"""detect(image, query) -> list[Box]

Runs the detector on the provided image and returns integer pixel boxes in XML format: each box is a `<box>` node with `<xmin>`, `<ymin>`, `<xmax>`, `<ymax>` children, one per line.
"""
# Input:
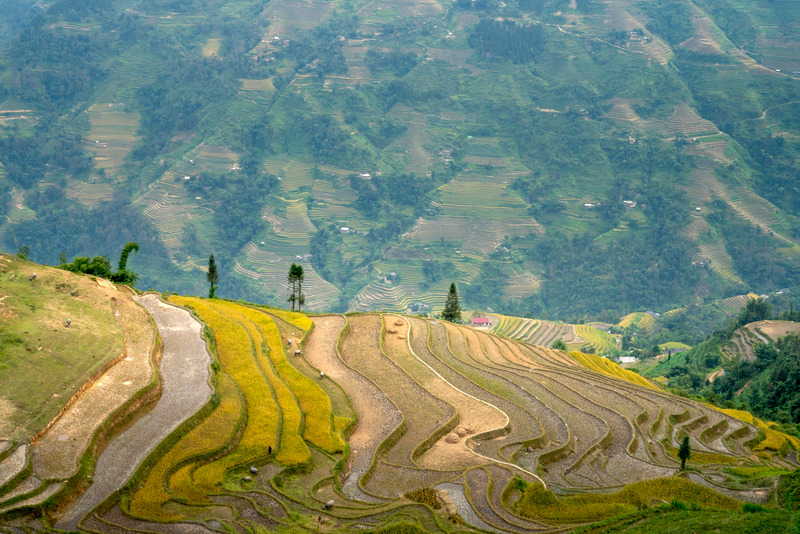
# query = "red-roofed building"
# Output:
<box><xmin>471</xmin><ymin>317</ymin><xmax>492</xmax><ymax>328</ymax></box>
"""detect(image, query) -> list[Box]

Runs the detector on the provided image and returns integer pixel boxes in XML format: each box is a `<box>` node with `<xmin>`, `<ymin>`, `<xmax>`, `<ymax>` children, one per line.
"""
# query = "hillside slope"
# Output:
<box><xmin>1</xmin><ymin>0</ymin><xmax>799</xmax><ymax>317</ymax></box>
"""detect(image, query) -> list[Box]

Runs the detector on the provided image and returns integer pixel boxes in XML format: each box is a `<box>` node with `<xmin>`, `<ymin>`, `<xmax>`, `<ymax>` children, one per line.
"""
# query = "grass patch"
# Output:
<box><xmin>507</xmin><ymin>476</ymin><xmax>740</xmax><ymax>523</ymax></box>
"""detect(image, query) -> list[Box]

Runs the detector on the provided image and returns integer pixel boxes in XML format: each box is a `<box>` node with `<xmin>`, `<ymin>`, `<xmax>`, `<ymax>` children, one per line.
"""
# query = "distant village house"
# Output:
<box><xmin>471</xmin><ymin>317</ymin><xmax>492</xmax><ymax>328</ymax></box>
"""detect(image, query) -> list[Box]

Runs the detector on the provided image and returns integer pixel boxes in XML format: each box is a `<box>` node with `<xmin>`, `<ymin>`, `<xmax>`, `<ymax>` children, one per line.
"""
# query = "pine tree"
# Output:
<box><xmin>207</xmin><ymin>254</ymin><xmax>218</xmax><ymax>298</ymax></box>
<box><xmin>678</xmin><ymin>436</ymin><xmax>691</xmax><ymax>470</ymax></box>
<box><xmin>441</xmin><ymin>282</ymin><xmax>462</xmax><ymax>323</ymax></box>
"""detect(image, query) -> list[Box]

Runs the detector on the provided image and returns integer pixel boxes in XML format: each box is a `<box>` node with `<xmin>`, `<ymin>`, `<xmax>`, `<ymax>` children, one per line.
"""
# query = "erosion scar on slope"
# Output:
<box><xmin>55</xmin><ymin>294</ymin><xmax>213</xmax><ymax>530</ymax></box>
<box><xmin>306</xmin><ymin>315</ymin><xmax>401</xmax><ymax>503</ymax></box>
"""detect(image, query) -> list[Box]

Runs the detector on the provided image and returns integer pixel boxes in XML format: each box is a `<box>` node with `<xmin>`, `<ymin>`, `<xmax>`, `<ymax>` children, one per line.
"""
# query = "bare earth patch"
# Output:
<box><xmin>0</xmin><ymin>398</ymin><xmax>16</xmax><ymax>437</ymax></box>
<box><xmin>752</xmin><ymin>320</ymin><xmax>800</xmax><ymax>340</ymax></box>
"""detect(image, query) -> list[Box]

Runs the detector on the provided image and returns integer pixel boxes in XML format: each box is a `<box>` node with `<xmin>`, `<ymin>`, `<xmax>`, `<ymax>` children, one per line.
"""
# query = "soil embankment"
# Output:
<box><xmin>55</xmin><ymin>294</ymin><xmax>212</xmax><ymax>530</ymax></box>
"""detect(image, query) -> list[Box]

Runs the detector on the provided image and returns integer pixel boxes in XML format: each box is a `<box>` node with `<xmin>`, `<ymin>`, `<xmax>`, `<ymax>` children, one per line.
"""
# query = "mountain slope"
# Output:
<box><xmin>0</xmin><ymin>0</ymin><xmax>799</xmax><ymax>318</ymax></box>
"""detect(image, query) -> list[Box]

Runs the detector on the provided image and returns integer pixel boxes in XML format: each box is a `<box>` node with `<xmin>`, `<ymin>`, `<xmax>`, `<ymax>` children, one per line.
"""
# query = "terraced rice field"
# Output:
<box><xmin>234</xmin><ymin>242</ymin><xmax>341</xmax><ymax>311</ymax></box>
<box><xmin>406</xmin><ymin>216</ymin><xmax>541</xmax><ymax>257</ymax></box>
<box><xmin>503</xmin><ymin>271</ymin><xmax>541</xmax><ymax>299</ymax></box>
<box><xmin>433</xmin><ymin>180</ymin><xmax>530</xmax><ymax>219</ymax></box>
<box><xmin>723</xmin><ymin>320</ymin><xmax>800</xmax><ymax>361</ymax></box>
<box><xmin>84</xmin><ymin>104</ymin><xmax>140</xmax><ymax>175</ymax></box>
<box><xmin>618</xmin><ymin>312</ymin><xmax>657</xmax><ymax>334</ymax></box>
<box><xmin>65</xmin><ymin>179</ymin><xmax>115</xmax><ymax>208</ymax></box>
<box><xmin>133</xmin><ymin>172</ymin><xmax>216</xmax><ymax>269</ymax></box>
<box><xmin>183</xmin><ymin>142</ymin><xmax>240</xmax><ymax>173</ymax></box>
<box><xmin>8</xmin><ymin>295</ymin><xmax>792</xmax><ymax>531</ymax></box>
<box><xmin>489</xmin><ymin>314</ymin><xmax>617</xmax><ymax>352</ymax></box>
<box><xmin>642</xmin><ymin>103</ymin><xmax>719</xmax><ymax>137</ymax></box>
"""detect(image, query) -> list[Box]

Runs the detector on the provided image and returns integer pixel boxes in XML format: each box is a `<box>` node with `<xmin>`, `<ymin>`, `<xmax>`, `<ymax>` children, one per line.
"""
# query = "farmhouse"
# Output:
<box><xmin>471</xmin><ymin>317</ymin><xmax>492</xmax><ymax>328</ymax></box>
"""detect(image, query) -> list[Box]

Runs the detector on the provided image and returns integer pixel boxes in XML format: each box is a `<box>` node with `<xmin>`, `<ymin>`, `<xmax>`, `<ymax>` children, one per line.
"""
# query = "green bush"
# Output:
<box><xmin>670</xmin><ymin>499</ymin><xmax>687</xmax><ymax>510</ymax></box>
<box><xmin>743</xmin><ymin>503</ymin><xmax>766</xmax><ymax>513</ymax></box>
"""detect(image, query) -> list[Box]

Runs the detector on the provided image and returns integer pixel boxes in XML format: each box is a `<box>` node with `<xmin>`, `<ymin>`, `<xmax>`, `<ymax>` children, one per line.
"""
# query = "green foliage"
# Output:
<box><xmin>469</xmin><ymin>19</ymin><xmax>546</xmax><ymax>63</ymax></box>
<box><xmin>779</xmin><ymin>469</ymin><xmax>800</xmax><ymax>510</ymax></box>
<box><xmin>552</xmin><ymin>339</ymin><xmax>568</xmax><ymax>351</ymax></box>
<box><xmin>740</xmin><ymin>297</ymin><xmax>774</xmax><ymax>325</ymax></box>
<box><xmin>60</xmin><ymin>242</ymin><xmax>139</xmax><ymax>286</ymax></box>
<box><xmin>111</xmin><ymin>242</ymin><xmax>140</xmax><ymax>285</ymax></box>
<box><xmin>742</xmin><ymin>503</ymin><xmax>766</xmax><ymax>513</ymax></box>
<box><xmin>641</xmin><ymin>0</ymin><xmax>695</xmax><ymax>45</ymax></box>
<box><xmin>287</xmin><ymin>263</ymin><xmax>305</xmax><ymax>311</ymax></box>
<box><xmin>679</xmin><ymin>436</ymin><xmax>691</xmax><ymax>469</ymax></box>
<box><xmin>441</xmin><ymin>282</ymin><xmax>462</xmax><ymax>323</ymax></box>
<box><xmin>671</xmin><ymin>499</ymin><xmax>688</xmax><ymax>510</ymax></box>
<box><xmin>368</xmin><ymin>523</ymin><xmax>427</xmax><ymax>534</ymax></box>
<box><xmin>207</xmin><ymin>254</ymin><xmax>218</xmax><ymax>299</ymax></box>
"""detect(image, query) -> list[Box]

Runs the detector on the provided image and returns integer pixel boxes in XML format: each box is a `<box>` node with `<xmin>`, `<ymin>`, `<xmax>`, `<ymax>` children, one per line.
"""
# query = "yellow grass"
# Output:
<box><xmin>202</xmin><ymin>38</ymin><xmax>221</xmax><ymax>57</ymax></box>
<box><xmin>240</xmin><ymin>78</ymin><xmax>275</xmax><ymax>91</ymax></box>
<box><xmin>569</xmin><ymin>351</ymin><xmax>660</xmax><ymax>390</ymax></box>
<box><xmin>574</xmin><ymin>324</ymin><xmax>618</xmax><ymax>353</ymax></box>
<box><xmin>261</xmin><ymin>306</ymin><xmax>313</xmax><ymax>331</ymax></box>
<box><xmin>660</xmin><ymin>342</ymin><xmax>692</xmax><ymax>350</ymax></box>
<box><xmin>129</xmin><ymin>374</ymin><xmax>243</xmax><ymax>516</ymax></box>
<box><xmin>168</xmin><ymin>297</ymin><xmax>281</xmax><ymax>490</ymax></box>
<box><xmin>169</xmin><ymin>464</ymin><xmax>205</xmax><ymax>503</ymax></box>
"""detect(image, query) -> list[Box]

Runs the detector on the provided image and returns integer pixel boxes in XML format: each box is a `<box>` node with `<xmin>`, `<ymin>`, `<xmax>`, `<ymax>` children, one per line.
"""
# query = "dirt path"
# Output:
<box><xmin>305</xmin><ymin>316</ymin><xmax>400</xmax><ymax>502</ymax></box>
<box><xmin>55</xmin><ymin>294</ymin><xmax>212</xmax><ymax>530</ymax></box>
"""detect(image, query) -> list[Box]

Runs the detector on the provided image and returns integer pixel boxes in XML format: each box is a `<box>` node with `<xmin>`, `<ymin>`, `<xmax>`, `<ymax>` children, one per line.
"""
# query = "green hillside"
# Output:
<box><xmin>1</xmin><ymin>0</ymin><xmax>800</xmax><ymax>321</ymax></box>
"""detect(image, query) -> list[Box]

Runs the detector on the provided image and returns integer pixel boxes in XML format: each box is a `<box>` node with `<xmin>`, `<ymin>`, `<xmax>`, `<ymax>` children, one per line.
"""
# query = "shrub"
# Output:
<box><xmin>404</xmin><ymin>487</ymin><xmax>441</xmax><ymax>509</ymax></box>
<box><xmin>742</xmin><ymin>503</ymin><xmax>766</xmax><ymax>513</ymax></box>
<box><xmin>670</xmin><ymin>499</ymin><xmax>687</xmax><ymax>510</ymax></box>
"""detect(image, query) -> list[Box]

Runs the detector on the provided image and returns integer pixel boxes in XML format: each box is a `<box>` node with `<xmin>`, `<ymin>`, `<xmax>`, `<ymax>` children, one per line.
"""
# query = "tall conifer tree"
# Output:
<box><xmin>442</xmin><ymin>282</ymin><xmax>462</xmax><ymax>323</ymax></box>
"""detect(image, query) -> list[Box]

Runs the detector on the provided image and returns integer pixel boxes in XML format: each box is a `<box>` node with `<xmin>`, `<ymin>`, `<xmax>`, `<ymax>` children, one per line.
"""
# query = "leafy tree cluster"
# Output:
<box><xmin>517</xmin><ymin>178</ymin><xmax>699</xmax><ymax>318</ymax></box>
<box><xmin>713</xmin><ymin>333</ymin><xmax>800</xmax><ymax>425</ymax></box>
<box><xmin>185</xmin><ymin>171</ymin><xmax>279</xmax><ymax>257</ymax></box>
<box><xmin>59</xmin><ymin>241</ymin><xmax>140</xmax><ymax>286</ymax></box>
<box><xmin>133</xmin><ymin>58</ymin><xmax>239</xmax><ymax>160</ymax></box>
<box><xmin>706</xmin><ymin>200</ymin><xmax>800</xmax><ymax>290</ymax></box>
<box><xmin>348</xmin><ymin>172</ymin><xmax>440</xmax><ymax>217</ymax></box>
<box><xmin>9</xmin><ymin>191</ymin><xmax>173</xmax><ymax>289</ymax></box>
<box><xmin>468</xmin><ymin>19</ymin><xmax>546</xmax><ymax>64</ymax></box>
<box><xmin>365</xmin><ymin>50</ymin><xmax>419</xmax><ymax>77</ymax></box>
<box><xmin>0</xmin><ymin>127</ymin><xmax>92</xmax><ymax>188</ymax></box>
<box><xmin>641</xmin><ymin>0</ymin><xmax>695</xmax><ymax>46</ymax></box>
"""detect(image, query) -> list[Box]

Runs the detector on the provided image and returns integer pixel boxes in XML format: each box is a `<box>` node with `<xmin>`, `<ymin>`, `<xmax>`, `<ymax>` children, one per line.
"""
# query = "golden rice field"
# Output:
<box><xmin>619</xmin><ymin>311</ymin><xmax>657</xmax><ymax>333</ymax></box>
